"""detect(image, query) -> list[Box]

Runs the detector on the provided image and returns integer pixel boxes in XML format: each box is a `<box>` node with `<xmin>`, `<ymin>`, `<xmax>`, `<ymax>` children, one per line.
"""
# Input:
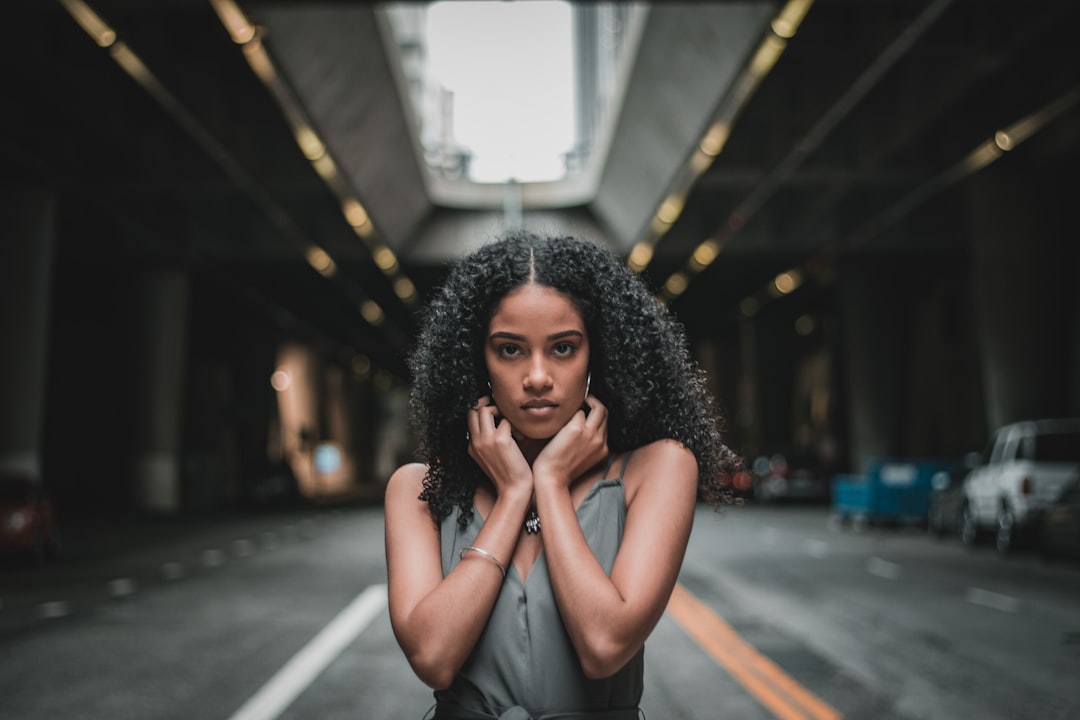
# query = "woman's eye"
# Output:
<box><xmin>553</xmin><ymin>342</ymin><xmax>575</xmax><ymax>357</ymax></box>
<box><xmin>498</xmin><ymin>345</ymin><xmax>522</xmax><ymax>358</ymax></box>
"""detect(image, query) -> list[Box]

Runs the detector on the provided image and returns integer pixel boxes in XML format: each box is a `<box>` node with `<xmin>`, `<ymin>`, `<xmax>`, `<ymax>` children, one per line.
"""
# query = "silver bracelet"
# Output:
<box><xmin>459</xmin><ymin>546</ymin><xmax>507</xmax><ymax>579</ymax></box>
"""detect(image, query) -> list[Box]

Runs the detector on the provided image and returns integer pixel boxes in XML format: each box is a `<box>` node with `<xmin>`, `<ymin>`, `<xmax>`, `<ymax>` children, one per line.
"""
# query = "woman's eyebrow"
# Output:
<box><xmin>488</xmin><ymin>329</ymin><xmax>584</xmax><ymax>342</ymax></box>
<box><xmin>489</xmin><ymin>331</ymin><xmax>527</xmax><ymax>342</ymax></box>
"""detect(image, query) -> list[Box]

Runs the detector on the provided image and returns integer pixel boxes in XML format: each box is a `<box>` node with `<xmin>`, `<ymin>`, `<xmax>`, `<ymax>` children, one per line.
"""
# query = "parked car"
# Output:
<box><xmin>1040</xmin><ymin>475</ymin><xmax>1080</xmax><ymax>562</ymax></box>
<box><xmin>751</xmin><ymin>449</ymin><xmax>831</xmax><ymax>504</ymax></box>
<box><xmin>0</xmin><ymin>473</ymin><xmax>62</xmax><ymax>562</ymax></box>
<box><xmin>961</xmin><ymin>418</ymin><xmax>1080</xmax><ymax>554</ymax></box>
<box><xmin>927</xmin><ymin>465</ymin><xmax>967</xmax><ymax>539</ymax></box>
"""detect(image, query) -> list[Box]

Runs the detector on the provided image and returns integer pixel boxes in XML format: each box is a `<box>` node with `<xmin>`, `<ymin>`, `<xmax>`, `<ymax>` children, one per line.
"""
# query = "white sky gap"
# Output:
<box><xmin>227</xmin><ymin>584</ymin><xmax>388</xmax><ymax>720</ymax></box>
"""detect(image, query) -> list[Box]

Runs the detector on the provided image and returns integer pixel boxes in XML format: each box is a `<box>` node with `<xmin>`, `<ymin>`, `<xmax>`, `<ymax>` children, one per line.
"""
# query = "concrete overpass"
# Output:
<box><xmin>2</xmin><ymin>0</ymin><xmax>1077</xmax><ymax>513</ymax></box>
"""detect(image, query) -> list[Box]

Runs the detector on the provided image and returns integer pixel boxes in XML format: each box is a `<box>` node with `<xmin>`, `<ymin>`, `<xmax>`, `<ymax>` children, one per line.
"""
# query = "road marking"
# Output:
<box><xmin>226</xmin><ymin>583</ymin><xmax>388</xmax><ymax>720</ymax></box>
<box><xmin>803</xmin><ymin>539</ymin><xmax>829</xmax><ymax>558</ymax></box>
<box><xmin>965</xmin><ymin>587</ymin><xmax>1020</xmax><ymax>613</ymax></box>
<box><xmin>865</xmin><ymin>557</ymin><xmax>901</xmax><ymax>580</ymax></box>
<box><xmin>233</xmin><ymin>539</ymin><xmax>256</xmax><ymax>557</ymax></box>
<box><xmin>107</xmin><ymin>578</ymin><xmax>136</xmax><ymax>598</ymax></box>
<box><xmin>667</xmin><ymin>583</ymin><xmax>842</xmax><ymax>720</ymax></box>
<box><xmin>161</xmin><ymin>561</ymin><xmax>186</xmax><ymax>580</ymax></box>
<box><xmin>202</xmin><ymin>548</ymin><xmax>226</xmax><ymax>567</ymax></box>
<box><xmin>38</xmin><ymin>601</ymin><xmax>70</xmax><ymax>619</ymax></box>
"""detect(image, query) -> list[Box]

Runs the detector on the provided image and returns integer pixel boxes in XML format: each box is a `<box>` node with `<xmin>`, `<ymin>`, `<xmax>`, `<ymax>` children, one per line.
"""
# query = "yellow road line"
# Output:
<box><xmin>666</xmin><ymin>583</ymin><xmax>843</xmax><ymax>720</ymax></box>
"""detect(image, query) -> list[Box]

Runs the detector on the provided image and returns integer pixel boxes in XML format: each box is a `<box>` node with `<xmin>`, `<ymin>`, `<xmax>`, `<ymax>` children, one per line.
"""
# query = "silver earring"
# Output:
<box><xmin>584</xmin><ymin>371</ymin><xmax>591</xmax><ymax>400</ymax></box>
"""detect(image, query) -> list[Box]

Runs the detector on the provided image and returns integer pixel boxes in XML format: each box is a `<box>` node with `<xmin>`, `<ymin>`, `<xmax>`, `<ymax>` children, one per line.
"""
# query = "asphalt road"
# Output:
<box><xmin>1</xmin><ymin>502</ymin><xmax>1078</xmax><ymax>720</ymax></box>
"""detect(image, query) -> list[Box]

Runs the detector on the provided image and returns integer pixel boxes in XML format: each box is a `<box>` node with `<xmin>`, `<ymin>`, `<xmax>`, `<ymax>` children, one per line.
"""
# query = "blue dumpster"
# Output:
<box><xmin>831</xmin><ymin>473</ymin><xmax>871</xmax><ymax>519</ymax></box>
<box><xmin>831</xmin><ymin>458</ymin><xmax>961</xmax><ymax>527</ymax></box>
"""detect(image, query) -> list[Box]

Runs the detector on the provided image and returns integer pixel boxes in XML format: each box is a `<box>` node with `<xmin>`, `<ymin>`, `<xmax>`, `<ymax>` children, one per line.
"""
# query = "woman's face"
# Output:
<box><xmin>484</xmin><ymin>283</ymin><xmax>590</xmax><ymax>441</ymax></box>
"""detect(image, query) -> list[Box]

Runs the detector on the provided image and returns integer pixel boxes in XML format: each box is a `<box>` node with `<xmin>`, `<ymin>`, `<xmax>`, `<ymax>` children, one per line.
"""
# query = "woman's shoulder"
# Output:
<box><xmin>628</xmin><ymin>438</ymin><xmax>697</xmax><ymax>467</ymax></box>
<box><xmin>621</xmin><ymin>439</ymin><xmax>698</xmax><ymax>502</ymax></box>
<box><xmin>385</xmin><ymin>462</ymin><xmax>428</xmax><ymax>503</ymax></box>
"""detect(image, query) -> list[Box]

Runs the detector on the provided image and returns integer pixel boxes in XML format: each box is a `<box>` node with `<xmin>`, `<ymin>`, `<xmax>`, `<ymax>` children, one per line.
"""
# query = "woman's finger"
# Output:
<box><xmin>466</xmin><ymin>398</ymin><xmax>486</xmax><ymax>439</ymax></box>
<box><xmin>475</xmin><ymin>403</ymin><xmax>500</xmax><ymax>435</ymax></box>
<box><xmin>584</xmin><ymin>395</ymin><xmax>608</xmax><ymax>431</ymax></box>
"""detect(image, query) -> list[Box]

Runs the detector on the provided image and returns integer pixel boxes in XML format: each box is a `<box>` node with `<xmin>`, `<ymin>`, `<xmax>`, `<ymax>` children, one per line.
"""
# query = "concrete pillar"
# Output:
<box><xmin>755</xmin><ymin>310</ymin><xmax>798</xmax><ymax>451</ymax></box>
<box><xmin>837</xmin><ymin>259</ymin><xmax>907</xmax><ymax>472</ymax></box>
<box><xmin>129</xmin><ymin>270</ymin><xmax>190</xmax><ymax>513</ymax></box>
<box><xmin>1073</xmin><ymin>282</ymin><xmax>1080</xmax><ymax>416</ymax></box>
<box><xmin>317</xmin><ymin>362</ymin><xmax>356</xmax><ymax>496</ymax></box>
<box><xmin>967</xmin><ymin>168</ymin><xmax>1074</xmax><ymax>431</ymax></box>
<box><xmin>274</xmin><ymin>343</ymin><xmax>322</xmax><ymax>497</ymax></box>
<box><xmin>900</xmin><ymin>268</ymin><xmax>986</xmax><ymax>456</ymax></box>
<box><xmin>0</xmin><ymin>187</ymin><xmax>56</xmax><ymax>480</ymax></box>
<box><xmin>735</xmin><ymin>316</ymin><xmax>762</xmax><ymax>458</ymax></box>
<box><xmin>374</xmin><ymin>378</ymin><xmax>411</xmax><ymax>484</ymax></box>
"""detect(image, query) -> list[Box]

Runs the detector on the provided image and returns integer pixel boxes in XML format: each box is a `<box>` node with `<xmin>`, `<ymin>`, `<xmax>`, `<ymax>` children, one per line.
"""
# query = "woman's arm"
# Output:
<box><xmin>534</xmin><ymin>437</ymin><xmax>698</xmax><ymax>678</ymax></box>
<box><xmin>385</xmin><ymin>463</ymin><xmax>530</xmax><ymax>689</ymax></box>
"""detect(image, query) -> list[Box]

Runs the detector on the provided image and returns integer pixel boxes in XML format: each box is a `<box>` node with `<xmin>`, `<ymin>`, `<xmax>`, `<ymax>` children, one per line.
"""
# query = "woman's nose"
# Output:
<box><xmin>523</xmin><ymin>355</ymin><xmax>553</xmax><ymax>389</ymax></box>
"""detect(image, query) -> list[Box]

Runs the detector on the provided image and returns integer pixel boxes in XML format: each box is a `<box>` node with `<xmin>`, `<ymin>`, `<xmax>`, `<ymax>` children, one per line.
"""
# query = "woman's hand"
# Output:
<box><xmin>533</xmin><ymin>395</ymin><xmax>609</xmax><ymax>489</ymax></box>
<box><xmin>536</xmin><ymin>439</ymin><xmax>698</xmax><ymax>679</ymax></box>
<box><xmin>466</xmin><ymin>395</ymin><xmax>533</xmax><ymax>498</ymax></box>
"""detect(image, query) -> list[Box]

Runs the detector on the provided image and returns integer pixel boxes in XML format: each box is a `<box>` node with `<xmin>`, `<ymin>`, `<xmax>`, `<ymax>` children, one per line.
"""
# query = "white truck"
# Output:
<box><xmin>961</xmin><ymin>418</ymin><xmax>1080</xmax><ymax>553</ymax></box>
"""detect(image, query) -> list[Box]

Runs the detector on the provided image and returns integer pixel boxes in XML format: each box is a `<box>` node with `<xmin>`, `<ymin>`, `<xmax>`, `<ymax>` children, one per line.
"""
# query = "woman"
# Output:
<box><xmin>385</xmin><ymin>231</ymin><xmax>737</xmax><ymax>719</ymax></box>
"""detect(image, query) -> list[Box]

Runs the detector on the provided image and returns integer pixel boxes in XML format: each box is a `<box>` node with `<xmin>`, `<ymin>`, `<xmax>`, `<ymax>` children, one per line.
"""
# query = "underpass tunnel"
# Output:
<box><xmin>1</xmin><ymin>0</ymin><xmax>1078</xmax><ymax>531</ymax></box>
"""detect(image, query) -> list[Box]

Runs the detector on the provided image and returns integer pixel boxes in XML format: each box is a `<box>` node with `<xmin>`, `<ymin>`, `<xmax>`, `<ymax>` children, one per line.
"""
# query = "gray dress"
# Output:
<box><xmin>433</xmin><ymin>454</ymin><xmax>643</xmax><ymax>720</ymax></box>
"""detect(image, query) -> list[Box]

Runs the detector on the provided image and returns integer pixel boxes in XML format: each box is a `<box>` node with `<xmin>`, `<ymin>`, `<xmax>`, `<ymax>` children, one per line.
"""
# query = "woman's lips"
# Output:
<box><xmin>521</xmin><ymin>402</ymin><xmax>558</xmax><ymax>417</ymax></box>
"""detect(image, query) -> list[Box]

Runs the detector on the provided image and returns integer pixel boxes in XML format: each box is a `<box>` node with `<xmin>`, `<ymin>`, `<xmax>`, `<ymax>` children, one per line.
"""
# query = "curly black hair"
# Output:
<box><xmin>408</xmin><ymin>230</ymin><xmax>739</xmax><ymax>526</ymax></box>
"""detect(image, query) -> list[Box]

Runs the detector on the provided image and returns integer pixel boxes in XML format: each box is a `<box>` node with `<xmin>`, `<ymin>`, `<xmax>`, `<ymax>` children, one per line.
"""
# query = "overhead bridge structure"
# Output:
<box><xmin>2</xmin><ymin>0</ymin><xmax>1077</xmax><ymax>512</ymax></box>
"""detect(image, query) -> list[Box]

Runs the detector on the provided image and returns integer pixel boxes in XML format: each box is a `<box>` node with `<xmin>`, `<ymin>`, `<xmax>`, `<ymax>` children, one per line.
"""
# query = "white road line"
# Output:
<box><xmin>803</xmin><ymin>539</ymin><xmax>829</xmax><ymax>558</ymax></box>
<box><xmin>226</xmin><ymin>583</ymin><xmax>388</xmax><ymax>720</ymax></box>
<box><xmin>161</xmin><ymin>561</ymin><xmax>186</xmax><ymax>580</ymax></box>
<box><xmin>107</xmin><ymin>578</ymin><xmax>136</xmax><ymax>598</ymax></box>
<box><xmin>233</xmin><ymin>539</ymin><xmax>256</xmax><ymax>557</ymax></box>
<box><xmin>965</xmin><ymin>587</ymin><xmax>1020</xmax><ymax>613</ymax></box>
<box><xmin>38</xmin><ymin>601</ymin><xmax>70</xmax><ymax>619</ymax></box>
<box><xmin>202</xmin><ymin>548</ymin><xmax>226</xmax><ymax>567</ymax></box>
<box><xmin>866</xmin><ymin>557</ymin><xmax>901</xmax><ymax>580</ymax></box>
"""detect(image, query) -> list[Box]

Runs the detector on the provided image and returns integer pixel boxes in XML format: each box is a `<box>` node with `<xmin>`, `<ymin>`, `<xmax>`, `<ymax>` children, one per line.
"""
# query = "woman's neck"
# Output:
<box><xmin>516</xmin><ymin>437</ymin><xmax>548</xmax><ymax>466</ymax></box>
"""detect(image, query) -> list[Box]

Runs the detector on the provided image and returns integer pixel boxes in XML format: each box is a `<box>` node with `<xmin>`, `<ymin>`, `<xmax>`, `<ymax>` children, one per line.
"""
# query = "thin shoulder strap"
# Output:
<box><xmin>600</xmin><ymin>453</ymin><xmax>619</xmax><ymax>480</ymax></box>
<box><xmin>600</xmin><ymin>451</ymin><xmax>635</xmax><ymax>480</ymax></box>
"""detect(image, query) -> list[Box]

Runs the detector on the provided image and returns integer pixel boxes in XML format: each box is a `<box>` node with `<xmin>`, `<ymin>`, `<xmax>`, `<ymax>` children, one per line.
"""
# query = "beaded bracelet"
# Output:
<box><xmin>459</xmin><ymin>546</ymin><xmax>507</xmax><ymax>579</ymax></box>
